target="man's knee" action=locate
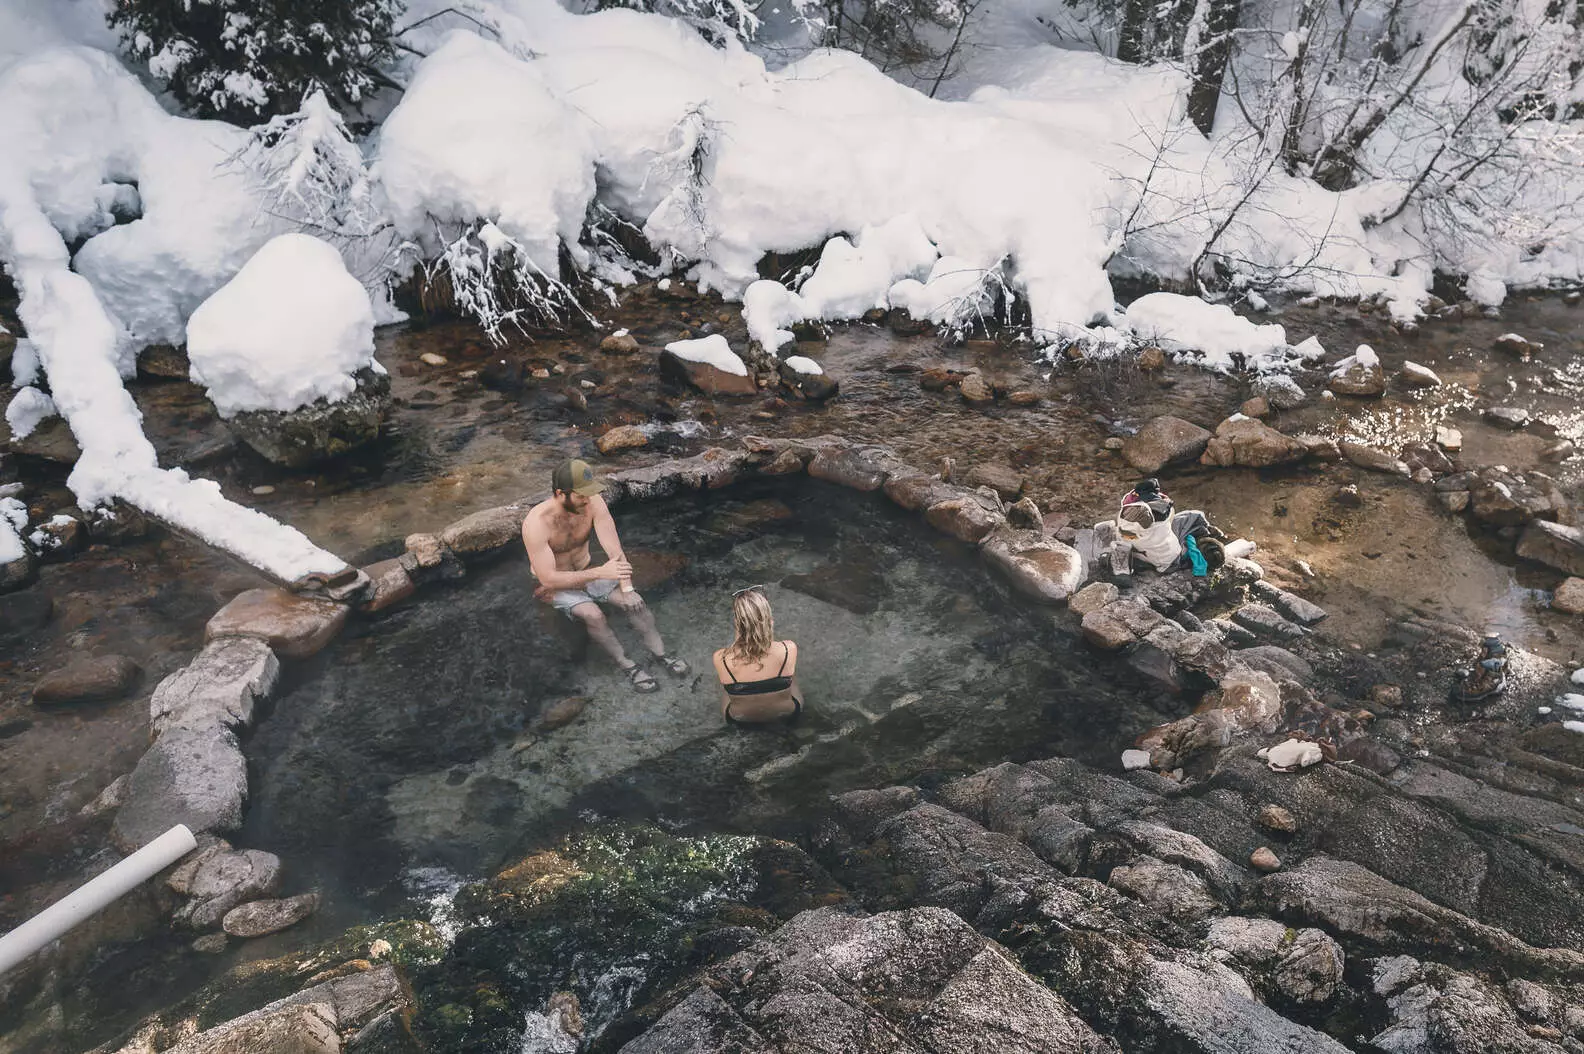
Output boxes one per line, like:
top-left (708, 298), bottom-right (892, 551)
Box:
top-left (608, 590), bottom-right (646, 613)
top-left (571, 602), bottom-right (608, 628)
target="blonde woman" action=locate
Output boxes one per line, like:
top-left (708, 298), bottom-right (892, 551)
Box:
top-left (712, 586), bottom-right (803, 725)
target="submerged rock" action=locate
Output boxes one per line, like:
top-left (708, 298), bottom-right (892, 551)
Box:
top-left (226, 367), bottom-right (390, 467)
top-left (223, 892), bottom-right (320, 938)
top-left (31, 654), bottom-right (140, 705)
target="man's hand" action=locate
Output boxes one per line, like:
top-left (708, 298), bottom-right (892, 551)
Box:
top-left (597, 556), bottom-right (633, 582)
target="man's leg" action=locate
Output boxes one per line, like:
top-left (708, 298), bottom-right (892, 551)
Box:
top-left (607, 589), bottom-right (665, 657)
top-left (570, 602), bottom-right (632, 668)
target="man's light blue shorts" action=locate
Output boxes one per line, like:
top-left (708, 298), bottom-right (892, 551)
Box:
top-left (549, 577), bottom-right (620, 616)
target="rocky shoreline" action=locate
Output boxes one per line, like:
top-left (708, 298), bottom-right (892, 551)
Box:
top-left (7, 432), bottom-right (1575, 1053)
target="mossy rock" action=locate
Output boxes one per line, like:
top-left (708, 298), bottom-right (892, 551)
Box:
top-left (409, 824), bottom-right (850, 1052)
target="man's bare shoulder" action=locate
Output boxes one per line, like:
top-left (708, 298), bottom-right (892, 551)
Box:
top-left (522, 501), bottom-right (555, 537)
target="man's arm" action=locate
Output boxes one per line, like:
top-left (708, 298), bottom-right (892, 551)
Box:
top-left (590, 495), bottom-right (626, 567)
top-left (523, 511), bottom-right (624, 591)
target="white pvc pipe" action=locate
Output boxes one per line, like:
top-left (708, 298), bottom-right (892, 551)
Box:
top-left (0, 824), bottom-right (197, 976)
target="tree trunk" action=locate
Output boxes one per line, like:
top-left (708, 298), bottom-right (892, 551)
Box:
top-left (1186, 0), bottom-right (1243, 134)
top-left (1118, 0), bottom-right (1151, 63)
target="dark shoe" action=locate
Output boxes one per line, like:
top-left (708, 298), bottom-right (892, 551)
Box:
top-left (624, 663), bottom-right (659, 693)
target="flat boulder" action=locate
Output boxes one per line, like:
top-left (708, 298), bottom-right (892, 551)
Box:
top-left (151, 636), bottom-right (279, 736)
top-left (596, 425), bottom-right (648, 454)
top-left (1553, 578), bottom-right (1584, 615)
top-left (1124, 416), bottom-right (1212, 474)
top-left (206, 589), bottom-right (348, 659)
top-left (1339, 442), bottom-right (1409, 477)
top-left (1201, 417), bottom-right (1307, 468)
top-left (924, 491), bottom-right (1006, 544)
top-left (1517, 519), bottom-right (1584, 576)
top-left (359, 557), bottom-right (415, 613)
top-left (223, 892), bottom-right (321, 938)
top-left (1069, 582), bottom-right (1119, 616)
top-left (1253, 374), bottom-right (1307, 410)
top-left (1397, 361), bottom-right (1441, 389)
top-left (1483, 406), bottom-right (1531, 429)
top-left (440, 505), bottom-right (527, 557)
top-left (622, 906), bottom-right (1108, 1054)
top-left (964, 463), bottom-right (1025, 501)
top-left (32, 654), bottom-right (141, 705)
top-left (112, 724), bottom-right (248, 852)
top-left (980, 530), bottom-right (1085, 604)
top-left (164, 1001), bottom-right (338, 1054)
top-left (807, 446), bottom-right (891, 491)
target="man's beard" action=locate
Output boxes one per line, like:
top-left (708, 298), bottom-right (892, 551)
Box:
top-left (561, 495), bottom-right (581, 513)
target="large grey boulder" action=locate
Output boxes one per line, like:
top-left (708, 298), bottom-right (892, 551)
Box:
top-left (112, 725), bottom-right (248, 852)
top-left (1517, 520), bottom-right (1584, 576)
top-left (1200, 417), bottom-right (1308, 468)
top-left (1124, 416), bottom-right (1213, 474)
top-left (1206, 917), bottom-right (1345, 1007)
top-left (151, 636), bottom-right (279, 736)
top-left (226, 366), bottom-right (390, 467)
top-left (1250, 856), bottom-right (1584, 981)
top-left (620, 906), bottom-right (1113, 1054)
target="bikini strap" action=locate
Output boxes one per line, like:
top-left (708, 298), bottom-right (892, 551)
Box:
top-left (722, 653), bottom-right (739, 683)
top-left (776, 641), bottom-right (790, 677)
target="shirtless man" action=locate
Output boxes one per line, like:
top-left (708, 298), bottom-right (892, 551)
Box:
top-left (522, 458), bottom-right (689, 692)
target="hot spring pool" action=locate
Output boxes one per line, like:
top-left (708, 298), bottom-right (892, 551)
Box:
top-left (242, 478), bottom-right (1170, 914)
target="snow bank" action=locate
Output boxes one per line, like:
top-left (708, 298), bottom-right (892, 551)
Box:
top-left (5, 386), bottom-right (57, 439)
top-left (1122, 293), bottom-right (1294, 371)
top-left (0, 46), bottom-right (346, 581)
top-left (377, 31), bottom-right (599, 276)
top-left (386, 7), bottom-right (1123, 342)
top-left (783, 355), bottom-right (822, 375)
top-left (796, 215), bottom-right (938, 319)
top-left (188, 234), bottom-right (378, 416)
top-left (0, 496), bottom-right (26, 564)
top-left (664, 334), bottom-right (747, 375)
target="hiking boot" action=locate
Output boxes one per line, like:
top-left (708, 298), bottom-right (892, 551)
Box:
top-left (1451, 656), bottom-right (1507, 703)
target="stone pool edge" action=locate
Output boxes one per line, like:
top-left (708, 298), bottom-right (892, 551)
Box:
top-left (105, 433), bottom-right (1292, 945)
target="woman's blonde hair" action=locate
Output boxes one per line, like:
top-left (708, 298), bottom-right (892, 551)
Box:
top-left (728, 589), bottom-right (775, 664)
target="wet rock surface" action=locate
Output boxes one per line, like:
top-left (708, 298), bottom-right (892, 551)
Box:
top-left (31, 654), bottom-right (141, 705)
top-left (226, 367), bottom-right (391, 467)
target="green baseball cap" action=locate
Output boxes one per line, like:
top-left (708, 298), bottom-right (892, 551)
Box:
top-left (552, 458), bottom-right (605, 496)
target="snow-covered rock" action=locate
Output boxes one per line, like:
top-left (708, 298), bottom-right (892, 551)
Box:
top-left (3, 386), bottom-right (56, 439)
top-left (1328, 346), bottom-right (1387, 397)
top-left (187, 234), bottom-right (379, 417)
top-left (659, 335), bottom-right (756, 395)
top-left (1123, 293), bottom-right (1293, 371)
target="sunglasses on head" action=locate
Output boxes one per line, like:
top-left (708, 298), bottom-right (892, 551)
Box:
top-left (732, 584), bottom-right (767, 597)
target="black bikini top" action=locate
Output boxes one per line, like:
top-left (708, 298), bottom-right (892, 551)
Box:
top-left (722, 642), bottom-right (792, 696)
